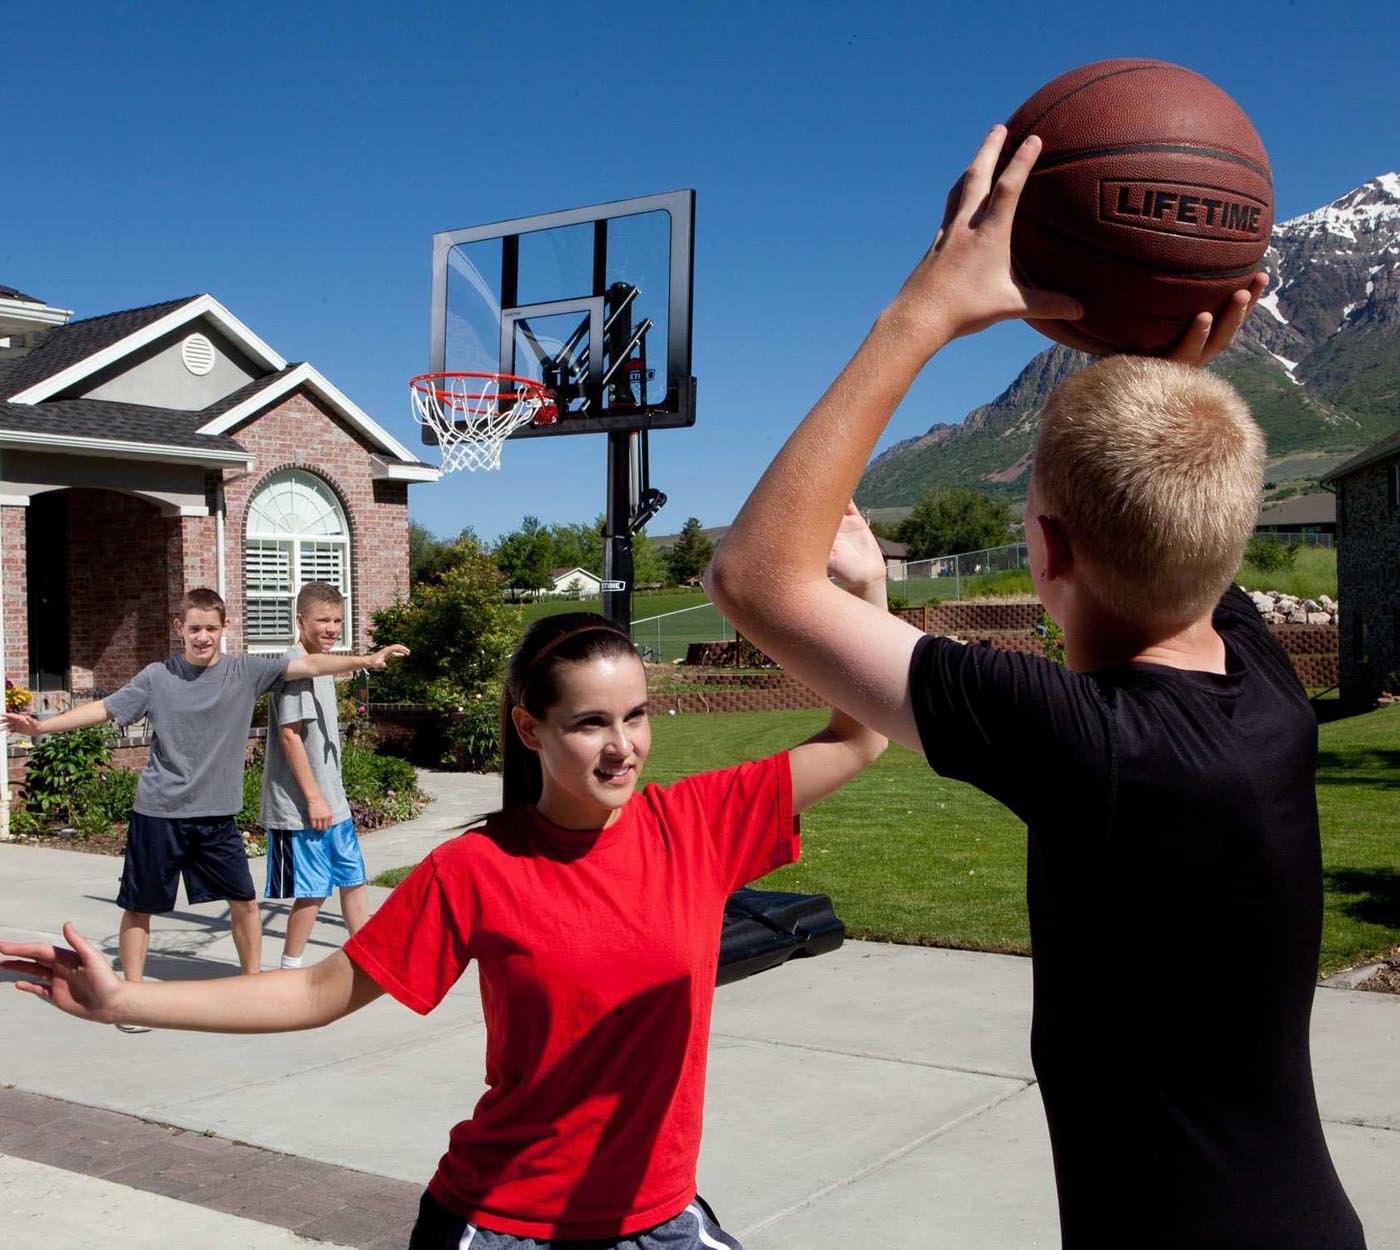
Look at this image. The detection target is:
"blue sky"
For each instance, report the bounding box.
[6,2,1397,541]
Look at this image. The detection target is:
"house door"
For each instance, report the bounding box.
[27,492,70,690]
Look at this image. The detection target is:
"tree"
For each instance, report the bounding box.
[370,536,520,768]
[494,515,554,597]
[896,487,1013,560]
[410,521,480,586]
[631,528,667,588]
[666,517,715,584]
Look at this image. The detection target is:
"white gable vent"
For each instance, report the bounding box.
[181,332,216,376]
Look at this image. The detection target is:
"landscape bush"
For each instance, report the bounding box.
[1243,534,1301,574]
[24,725,114,821]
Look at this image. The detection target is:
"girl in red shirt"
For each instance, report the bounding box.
[1,507,889,1249]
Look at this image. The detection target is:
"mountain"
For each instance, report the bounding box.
[857,173,1400,508]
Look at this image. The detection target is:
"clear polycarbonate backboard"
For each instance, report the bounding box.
[427,190,695,442]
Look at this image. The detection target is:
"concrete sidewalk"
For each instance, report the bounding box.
[2,770,1397,1248]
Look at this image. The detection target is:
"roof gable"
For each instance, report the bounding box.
[196,361,420,464]
[5,295,285,404]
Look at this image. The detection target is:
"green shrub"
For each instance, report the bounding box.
[1038,612,1066,666]
[73,801,115,841]
[8,806,44,838]
[342,746,421,824]
[427,682,501,771]
[240,763,264,833]
[25,725,114,820]
[79,768,139,824]
[1244,535,1300,574]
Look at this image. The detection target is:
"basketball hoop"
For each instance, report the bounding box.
[409,372,556,473]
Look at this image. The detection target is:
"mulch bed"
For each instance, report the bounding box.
[1355,952,1400,994]
[9,827,127,856]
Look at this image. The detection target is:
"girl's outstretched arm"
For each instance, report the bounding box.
[0,924,382,1033]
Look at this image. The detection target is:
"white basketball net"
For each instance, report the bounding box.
[410,373,549,473]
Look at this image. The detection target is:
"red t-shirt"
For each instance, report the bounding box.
[343,753,799,1239]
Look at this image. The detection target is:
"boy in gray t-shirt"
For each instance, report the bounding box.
[261,582,369,969]
[3,587,408,996]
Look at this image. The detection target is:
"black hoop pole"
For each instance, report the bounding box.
[602,429,635,632]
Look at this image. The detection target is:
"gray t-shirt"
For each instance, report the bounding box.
[105,654,289,819]
[260,643,352,831]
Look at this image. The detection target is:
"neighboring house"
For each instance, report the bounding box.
[1254,493,1337,544]
[1322,431,1400,706]
[0,286,437,693]
[875,535,910,581]
[548,567,603,598]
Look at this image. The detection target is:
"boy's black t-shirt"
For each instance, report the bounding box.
[909,587,1364,1250]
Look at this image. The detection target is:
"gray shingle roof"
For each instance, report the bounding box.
[1322,430,1400,483]
[0,397,247,456]
[0,296,200,400]
[0,284,43,303]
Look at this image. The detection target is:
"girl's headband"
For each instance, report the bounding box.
[524,624,635,676]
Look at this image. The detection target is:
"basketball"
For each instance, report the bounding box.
[1000,59,1273,355]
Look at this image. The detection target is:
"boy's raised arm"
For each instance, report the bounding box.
[707,128,1078,752]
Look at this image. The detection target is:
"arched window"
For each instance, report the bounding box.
[244,470,352,651]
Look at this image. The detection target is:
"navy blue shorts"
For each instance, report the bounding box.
[116,813,257,914]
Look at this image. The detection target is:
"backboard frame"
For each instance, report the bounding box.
[428,189,696,441]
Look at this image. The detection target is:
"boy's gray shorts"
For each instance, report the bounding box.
[408,1191,743,1249]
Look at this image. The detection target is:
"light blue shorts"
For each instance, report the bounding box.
[265,817,366,899]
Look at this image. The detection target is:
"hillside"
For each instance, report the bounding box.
[857,173,1400,508]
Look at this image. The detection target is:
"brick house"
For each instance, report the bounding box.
[0,285,437,695]
[1323,430,1400,707]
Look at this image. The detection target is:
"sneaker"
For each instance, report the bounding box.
[115,1022,151,1034]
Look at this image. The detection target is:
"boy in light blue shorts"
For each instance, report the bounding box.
[262,581,368,968]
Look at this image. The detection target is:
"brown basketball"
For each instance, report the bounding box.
[999,59,1272,355]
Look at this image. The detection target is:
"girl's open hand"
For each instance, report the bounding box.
[0,923,124,1024]
[827,502,887,593]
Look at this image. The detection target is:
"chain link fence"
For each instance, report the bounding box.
[630,602,735,663]
[887,542,1032,607]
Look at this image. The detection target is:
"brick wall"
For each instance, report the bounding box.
[219,390,411,655]
[1336,457,1400,706]
[65,490,175,690]
[2,505,26,683]
[894,601,1043,633]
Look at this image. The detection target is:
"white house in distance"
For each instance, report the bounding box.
[549,567,603,598]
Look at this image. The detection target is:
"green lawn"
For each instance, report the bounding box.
[520,589,728,661]
[375,703,1399,975]
[1236,545,1337,600]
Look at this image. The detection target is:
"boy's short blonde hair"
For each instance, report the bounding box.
[296,581,345,616]
[1032,356,1265,626]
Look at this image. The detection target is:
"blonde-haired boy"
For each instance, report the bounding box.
[261,581,369,969]
[708,129,1364,1248]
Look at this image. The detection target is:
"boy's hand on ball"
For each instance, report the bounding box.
[827,502,887,593]
[884,126,1083,353]
[1165,272,1269,366]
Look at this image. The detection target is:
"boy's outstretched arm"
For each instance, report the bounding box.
[3,699,112,739]
[707,128,1079,752]
[0,923,381,1032]
[286,643,409,681]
